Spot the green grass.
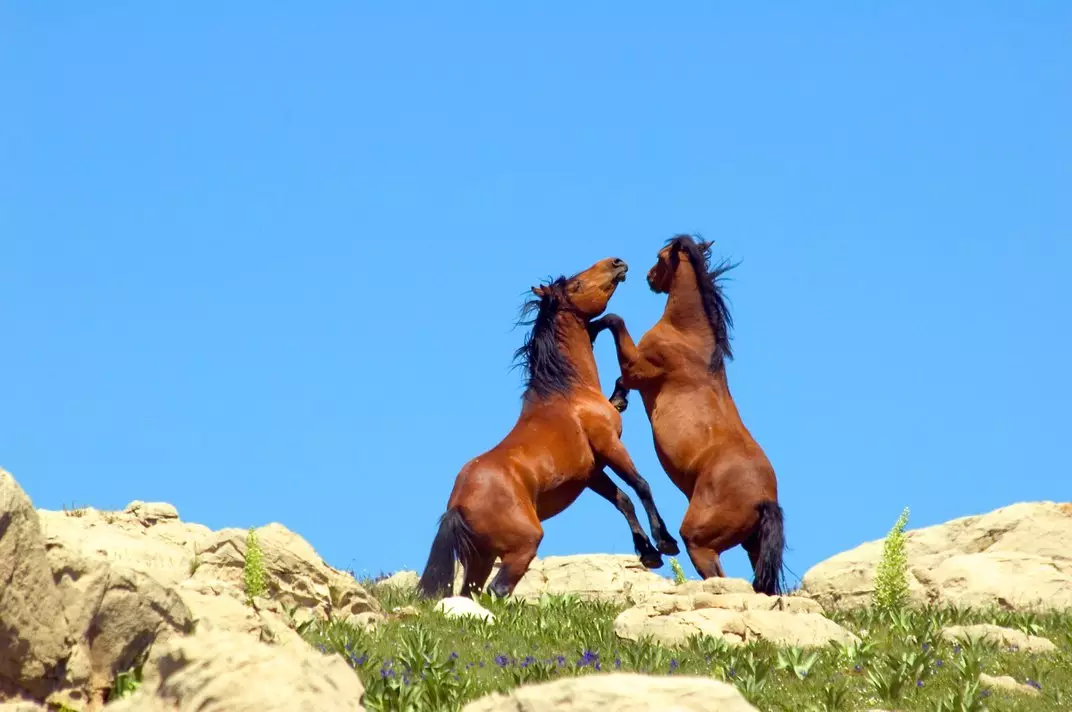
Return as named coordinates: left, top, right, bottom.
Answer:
left=302, top=581, right=1072, bottom=712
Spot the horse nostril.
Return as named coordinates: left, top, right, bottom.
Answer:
left=612, top=258, right=626, bottom=268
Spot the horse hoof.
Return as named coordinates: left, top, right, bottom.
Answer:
left=657, top=539, right=680, bottom=556
left=639, top=552, right=664, bottom=569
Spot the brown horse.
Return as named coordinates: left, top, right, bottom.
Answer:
left=417, top=256, right=680, bottom=599
left=589, top=235, right=786, bottom=595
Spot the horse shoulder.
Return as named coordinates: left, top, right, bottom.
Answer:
left=572, top=389, right=624, bottom=439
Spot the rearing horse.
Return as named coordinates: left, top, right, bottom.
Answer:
left=418, top=256, right=680, bottom=599
left=590, top=235, right=786, bottom=595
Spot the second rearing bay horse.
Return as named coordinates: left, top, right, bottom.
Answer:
left=417, top=256, right=680, bottom=600
left=590, top=235, right=786, bottom=595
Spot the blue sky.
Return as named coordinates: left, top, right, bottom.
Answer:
left=3, top=3, right=1069, bottom=585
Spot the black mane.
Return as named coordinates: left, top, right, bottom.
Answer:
left=669, top=234, right=737, bottom=370
left=512, top=276, right=579, bottom=400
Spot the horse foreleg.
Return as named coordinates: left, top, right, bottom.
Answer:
left=587, top=469, right=663, bottom=569
left=591, top=433, right=680, bottom=556
left=588, top=314, right=663, bottom=391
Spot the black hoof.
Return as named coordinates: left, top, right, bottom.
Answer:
left=639, top=551, right=665, bottom=569
left=657, top=537, right=680, bottom=556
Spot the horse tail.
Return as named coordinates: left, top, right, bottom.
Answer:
left=752, top=500, right=786, bottom=596
left=417, top=507, right=477, bottom=599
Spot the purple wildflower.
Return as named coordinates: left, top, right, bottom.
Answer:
left=495, top=655, right=509, bottom=668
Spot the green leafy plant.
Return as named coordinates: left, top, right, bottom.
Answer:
left=669, top=557, right=687, bottom=585
left=108, top=667, right=142, bottom=701
left=872, top=506, right=911, bottom=613
left=776, top=646, right=819, bottom=680
left=243, top=526, right=268, bottom=603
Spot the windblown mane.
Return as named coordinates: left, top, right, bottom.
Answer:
left=669, top=234, right=737, bottom=370
left=512, top=276, right=578, bottom=400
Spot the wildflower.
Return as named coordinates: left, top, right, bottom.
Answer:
left=669, top=659, right=679, bottom=673
left=614, top=657, right=622, bottom=670
left=449, top=651, right=459, bottom=660
left=916, top=680, right=924, bottom=688
left=556, top=655, right=567, bottom=666
left=1027, top=679, right=1042, bottom=690
left=521, top=656, right=535, bottom=668
left=577, top=650, right=600, bottom=667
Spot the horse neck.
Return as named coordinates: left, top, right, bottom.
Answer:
left=663, top=262, right=728, bottom=380
left=555, top=312, right=601, bottom=388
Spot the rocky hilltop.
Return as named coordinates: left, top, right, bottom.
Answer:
left=2, top=464, right=1069, bottom=711
left=800, top=501, right=1072, bottom=611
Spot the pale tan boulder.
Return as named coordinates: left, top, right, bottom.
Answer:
left=379, top=570, right=419, bottom=590
left=461, top=673, right=757, bottom=712
left=941, top=624, right=1057, bottom=654
left=102, top=628, right=365, bottom=712
left=979, top=673, right=1041, bottom=697
left=191, top=522, right=383, bottom=625
left=0, top=469, right=72, bottom=702
left=800, top=501, right=1072, bottom=611
left=435, top=596, right=496, bottom=623
left=38, top=504, right=209, bottom=589
left=614, top=579, right=857, bottom=648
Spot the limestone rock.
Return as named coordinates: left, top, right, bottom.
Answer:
left=424, top=554, right=676, bottom=602
left=38, top=505, right=210, bottom=589
left=176, top=580, right=304, bottom=648
left=379, top=570, right=419, bottom=590
left=0, top=701, right=49, bottom=712
left=614, top=579, right=857, bottom=648
left=102, top=628, right=365, bottom=712
left=46, top=541, right=195, bottom=706
left=461, top=673, right=757, bottom=711
left=0, top=469, right=73, bottom=701
left=800, top=501, right=1072, bottom=611
left=979, top=673, right=1041, bottom=697
left=192, top=523, right=383, bottom=625
left=941, top=624, right=1057, bottom=654
left=436, top=596, right=495, bottom=623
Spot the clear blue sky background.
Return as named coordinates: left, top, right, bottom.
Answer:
left=3, top=3, right=1069, bottom=585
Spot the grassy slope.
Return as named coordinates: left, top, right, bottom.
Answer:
left=303, top=582, right=1072, bottom=712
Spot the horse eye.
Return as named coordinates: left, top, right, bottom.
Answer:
left=569, top=281, right=582, bottom=292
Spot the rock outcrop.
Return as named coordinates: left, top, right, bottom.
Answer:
left=385, top=554, right=677, bottom=603
left=941, top=624, right=1057, bottom=654
left=0, top=470, right=73, bottom=704
left=103, top=628, right=366, bottom=711
left=0, top=467, right=379, bottom=710
left=461, top=673, right=757, bottom=712
left=800, top=501, right=1072, bottom=611
left=613, top=578, right=858, bottom=648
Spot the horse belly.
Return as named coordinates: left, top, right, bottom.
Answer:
left=535, top=478, right=589, bottom=520
left=649, top=393, right=713, bottom=496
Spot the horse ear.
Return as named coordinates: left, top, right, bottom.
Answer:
left=531, top=285, right=548, bottom=298
left=699, top=239, right=714, bottom=251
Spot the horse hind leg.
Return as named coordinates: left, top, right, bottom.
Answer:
left=485, top=508, right=543, bottom=598
left=460, top=551, right=496, bottom=598
left=679, top=500, right=738, bottom=580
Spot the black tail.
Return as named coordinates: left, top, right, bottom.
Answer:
left=417, top=508, right=477, bottom=599
left=752, top=500, right=786, bottom=596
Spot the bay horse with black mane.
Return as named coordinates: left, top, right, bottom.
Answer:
left=589, top=235, right=786, bottom=595
left=417, top=256, right=680, bottom=599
